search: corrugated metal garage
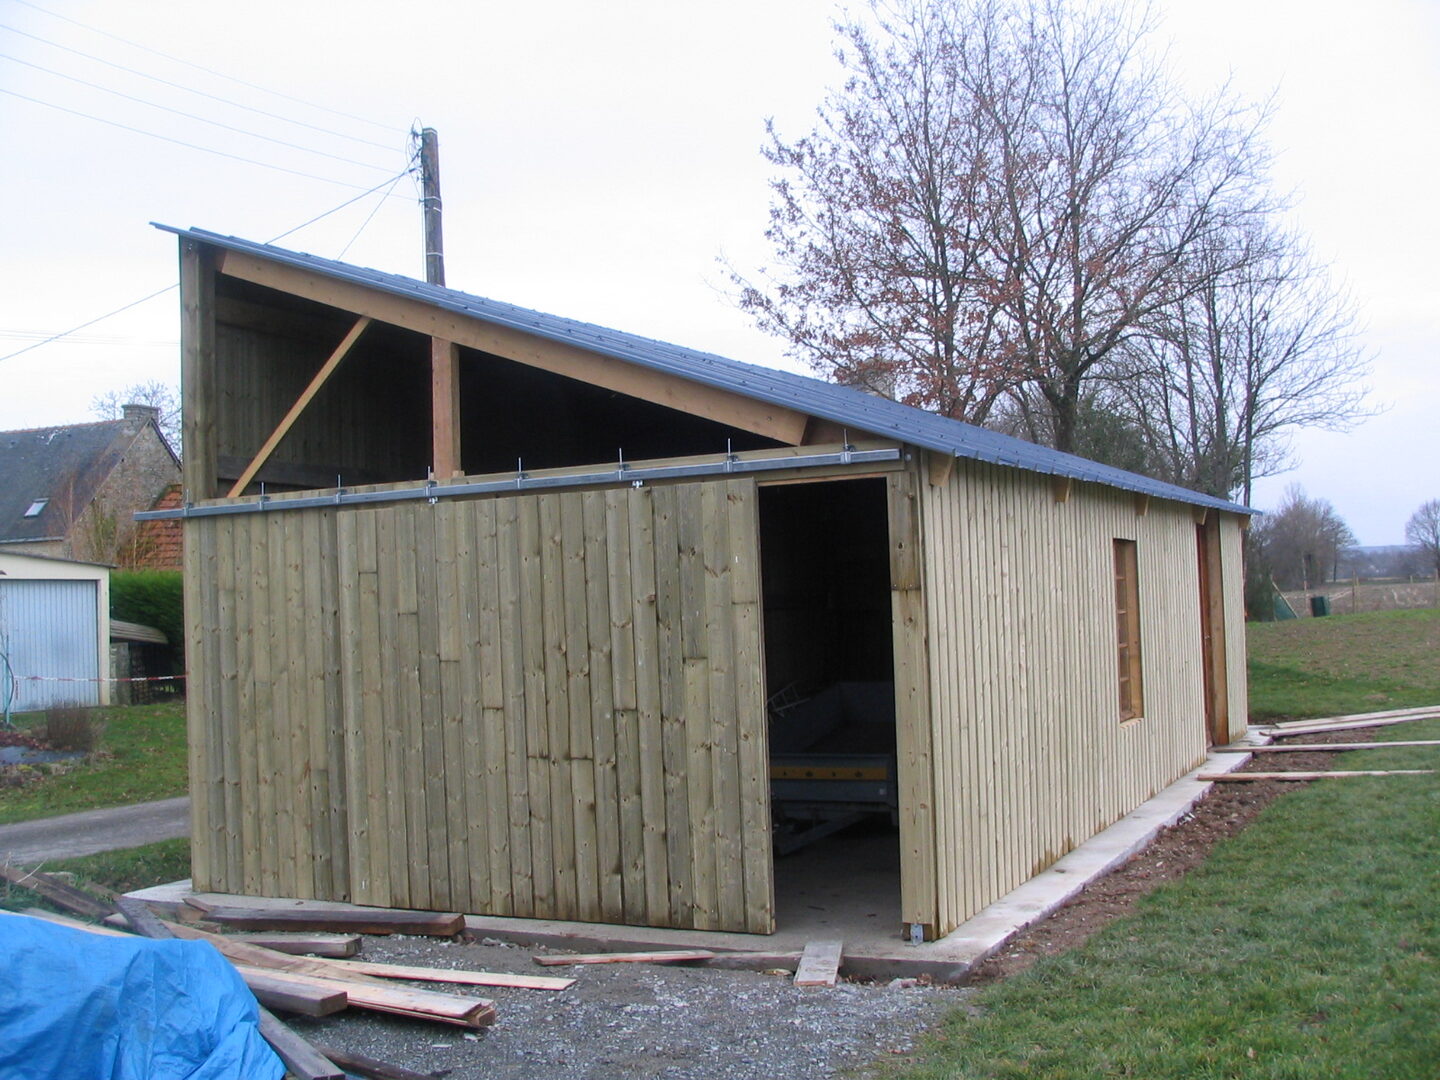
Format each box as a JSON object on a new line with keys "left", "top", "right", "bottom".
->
{"left": 0, "top": 553, "right": 110, "bottom": 712}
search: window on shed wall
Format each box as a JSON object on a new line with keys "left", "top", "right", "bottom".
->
{"left": 1114, "top": 538, "right": 1144, "bottom": 721}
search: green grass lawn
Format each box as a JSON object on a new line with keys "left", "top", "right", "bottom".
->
{"left": 0, "top": 837, "right": 191, "bottom": 914}
{"left": 890, "top": 609, "right": 1440, "bottom": 1079}
{"left": 0, "top": 700, "right": 188, "bottom": 825}
{"left": 1248, "top": 607, "right": 1440, "bottom": 721}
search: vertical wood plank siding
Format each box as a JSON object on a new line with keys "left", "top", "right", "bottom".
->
{"left": 186, "top": 478, "right": 773, "bottom": 933}
{"left": 919, "top": 457, "right": 1242, "bottom": 933}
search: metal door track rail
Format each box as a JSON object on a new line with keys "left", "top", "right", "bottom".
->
{"left": 137, "top": 447, "right": 903, "bottom": 520}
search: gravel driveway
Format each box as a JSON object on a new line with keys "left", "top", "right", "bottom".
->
{"left": 288, "top": 933, "right": 965, "bottom": 1079}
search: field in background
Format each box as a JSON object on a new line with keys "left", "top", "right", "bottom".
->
{"left": 1280, "top": 578, "right": 1438, "bottom": 618}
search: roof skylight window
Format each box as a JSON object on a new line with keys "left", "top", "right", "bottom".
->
{"left": 23, "top": 498, "right": 48, "bottom": 518}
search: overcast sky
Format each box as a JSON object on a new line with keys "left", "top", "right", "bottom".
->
{"left": 1, "top": 0, "right": 1434, "bottom": 544}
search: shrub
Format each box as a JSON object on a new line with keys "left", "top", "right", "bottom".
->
{"left": 42, "top": 705, "right": 106, "bottom": 753}
{"left": 110, "top": 570, "right": 184, "bottom": 658}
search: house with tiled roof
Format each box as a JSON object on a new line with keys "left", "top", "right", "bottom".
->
{"left": 0, "top": 405, "right": 180, "bottom": 566}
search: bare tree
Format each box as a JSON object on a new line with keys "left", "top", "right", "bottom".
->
{"left": 1405, "top": 499, "right": 1440, "bottom": 579}
{"left": 1250, "top": 485, "right": 1356, "bottom": 591}
{"left": 91, "top": 380, "right": 181, "bottom": 457}
{"left": 738, "top": 0, "right": 1274, "bottom": 450}
{"left": 733, "top": 0, "right": 1020, "bottom": 420}
{"left": 1114, "top": 222, "right": 1370, "bottom": 502}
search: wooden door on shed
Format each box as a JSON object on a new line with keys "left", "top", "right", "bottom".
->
{"left": 336, "top": 477, "right": 775, "bottom": 933}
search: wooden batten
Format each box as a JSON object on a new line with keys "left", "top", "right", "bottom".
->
{"left": 1192, "top": 506, "right": 1209, "bottom": 524}
{"left": 431, "top": 338, "right": 461, "bottom": 479}
{"left": 215, "top": 249, "right": 811, "bottom": 447}
{"left": 226, "top": 317, "right": 372, "bottom": 497}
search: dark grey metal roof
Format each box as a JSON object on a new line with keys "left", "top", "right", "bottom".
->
{"left": 158, "top": 225, "right": 1252, "bottom": 515}
{"left": 0, "top": 419, "right": 129, "bottom": 543}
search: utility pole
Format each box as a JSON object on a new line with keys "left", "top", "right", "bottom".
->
{"left": 419, "top": 127, "right": 445, "bottom": 286}
{"left": 418, "top": 126, "right": 460, "bottom": 477}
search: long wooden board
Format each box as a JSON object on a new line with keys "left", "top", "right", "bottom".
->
{"left": 1269, "top": 705, "right": 1440, "bottom": 728}
{"left": 329, "top": 959, "right": 574, "bottom": 991}
{"left": 232, "top": 932, "right": 362, "bottom": 957}
{"left": 240, "top": 970, "right": 348, "bottom": 1017}
{"left": 533, "top": 950, "right": 716, "bottom": 967}
{"left": 193, "top": 904, "right": 464, "bottom": 936}
{"left": 1214, "top": 741, "right": 1440, "bottom": 754}
{"left": 1200, "top": 770, "right": 1436, "bottom": 782}
{"left": 234, "top": 966, "right": 496, "bottom": 1028}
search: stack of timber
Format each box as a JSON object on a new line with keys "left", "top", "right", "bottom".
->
{"left": 1253, "top": 705, "right": 1440, "bottom": 738}
{"left": 1203, "top": 706, "right": 1440, "bottom": 783}
{"left": 8, "top": 869, "right": 578, "bottom": 1080}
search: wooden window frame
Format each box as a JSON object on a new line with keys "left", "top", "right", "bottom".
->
{"left": 1114, "top": 538, "right": 1144, "bottom": 722}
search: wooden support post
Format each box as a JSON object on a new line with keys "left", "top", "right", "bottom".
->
{"left": 180, "top": 239, "right": 218, "bottom": 501}
{"left": 887, "top": 469, "right": 938, "bottom": 940}
{"left": 1051, "top": 476, "right": 1073, "bottom": 504}
{"left": 1134, "top": 492, "right": 1151, "bottom": 516}
{"left": 226, "top": 317, "right": 372, "bottom": 497}
{"left": 431, "top": 337, "right": 461, "bottom": 479}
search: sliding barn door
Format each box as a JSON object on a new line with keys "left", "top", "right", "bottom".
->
{"left": 337, "top": 478, "right": 773, "bottom": 932}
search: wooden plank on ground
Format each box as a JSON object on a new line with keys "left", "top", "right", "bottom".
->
{"left": 329, "top": 959, "right": 574, "bottom": 991}
{"left": 1269, "top": 705, "right": 1440, "bottom": 728}
{"left": 239, "top": 969, "right": 348, "bottom": 1017}
{"left": 1261, "top": 713, "right": 1440, "bottom": 737}
{"left": 236, "top": 967, "right": 496, "bottom": 1028}
{"left": 195, "top": 904, "right": 464, "bottom": 936}
{"left": 1214, "top": 740, "right": 1440, "bottom": 754}
{"left": 0, "top": 865, "right": 117, "bottom": 920}
{"left": 257, "top": 1009, "right": 345, "bottom": 1080}
{"left": 310, "top": 1044, "right": 437, "bottom": 1080}
{"left": 793, "top": 940, "right": 844, "bottom": 987}
{"left": 1200, "top": 770, "right": 1436, "bottom": 782}
{"left": 232, "top": 932, "right": 362, "bottom": 957}
{"left": 533, "top": 949, "right": 717, "bottom": 967}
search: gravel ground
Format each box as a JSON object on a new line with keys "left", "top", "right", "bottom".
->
{"left": 287, "top": 934, "right": 964, "bottom": 1080}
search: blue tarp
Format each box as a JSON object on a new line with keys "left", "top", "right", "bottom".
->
{"left": 0, "top": 912, "right": 284, "bottom": 1080}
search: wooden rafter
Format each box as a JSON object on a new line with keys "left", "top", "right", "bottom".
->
{"left": 216, "top": 249, "right": 812, "bottom": 446}
{"left": 226, "top": 316, "right": 372, "bottom": 498}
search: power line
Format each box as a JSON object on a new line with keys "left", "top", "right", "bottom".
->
{"left": 0, "top": 329, "right": 177, "bottom": 346}
{"left": 267, "top": 169, "right": 417, "bottom": 243}
{"left": 2, "top": 50, "right": 396, "bottom": 174}
{"left": 0, "top": 170, "right": 417, "bottom": 364}
{"left": 336, "top": 170, "right": 411, "bottom": 260}
{"left": 0, "top": 21, "right": 399, "bottom": 153}
{"left": 0, "top": 86, "right": 406, "bottom": 192}
{"left": 0, "top": 284, "right": 176, "bottom": 364}
{"left": 10, "top": 0, "right": 407, "bottom": 139}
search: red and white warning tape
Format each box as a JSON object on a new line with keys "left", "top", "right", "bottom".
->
{"left": 14, "top": 674, "right": 186, "bottom": 683}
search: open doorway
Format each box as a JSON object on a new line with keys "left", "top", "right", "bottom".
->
{"left": 758, "top": 477, "right": 901, "bottom": 930}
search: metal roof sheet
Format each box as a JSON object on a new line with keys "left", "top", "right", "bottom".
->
{"left": 157, "top": 225, "right": 1252, "bottom": 515}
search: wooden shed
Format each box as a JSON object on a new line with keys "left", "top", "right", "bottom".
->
{"left": 152, "top": 226, "right": 1249, "bottom": 941}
